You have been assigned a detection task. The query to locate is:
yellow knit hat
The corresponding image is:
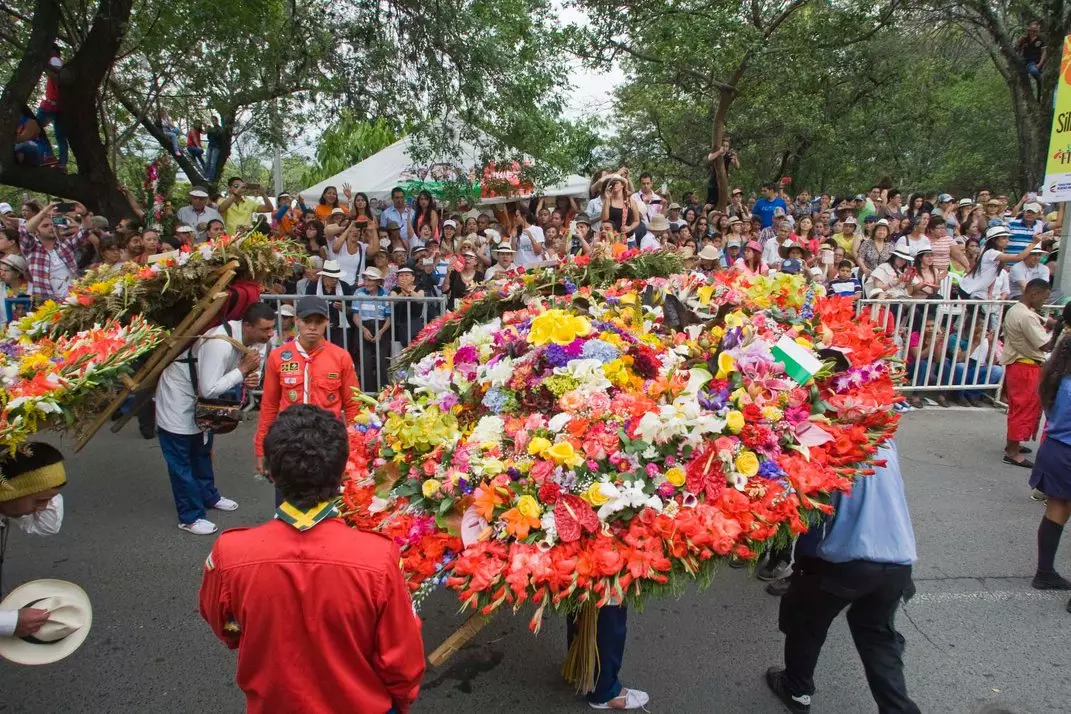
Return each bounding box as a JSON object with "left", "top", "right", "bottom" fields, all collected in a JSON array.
[{"left": 0, "top": 462, "right": 66, "bottom": 502}]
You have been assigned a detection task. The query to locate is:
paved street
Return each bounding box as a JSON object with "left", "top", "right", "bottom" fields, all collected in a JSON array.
[{"left": 1, "top": 409, "right": 1068, "bottom": 713}]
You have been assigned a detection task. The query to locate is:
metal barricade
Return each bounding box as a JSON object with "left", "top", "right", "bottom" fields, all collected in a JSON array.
[
  {"left": 259, "top": 293, "right": 448, "bottom": 394},
  {"left": 856, "top": 297, "right": 1061, "bottom": 404}
]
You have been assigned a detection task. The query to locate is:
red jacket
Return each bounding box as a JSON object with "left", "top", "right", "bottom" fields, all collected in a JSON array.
[
  {"left": 255, "top": 339, "right": 361, "bottom": 457},
  {"left": 199, "top": 519, "right": 425, "bottom": 713}
]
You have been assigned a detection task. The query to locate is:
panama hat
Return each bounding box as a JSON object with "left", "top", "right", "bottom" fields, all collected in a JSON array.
[
  {"left": 0, "top": 579, "right": 92, "bottom": 665},
  {"left": 697, "top": 245, "right": 721, "bottom": 261},
  {"left": 319, "top": 259, "right": 344, "bottom": 279},
  {"left": 647, "top": 214, "right": 671, "bottom": 232},
  {"left": 361, "top": 266, "right": 383, "bottom": 280}
]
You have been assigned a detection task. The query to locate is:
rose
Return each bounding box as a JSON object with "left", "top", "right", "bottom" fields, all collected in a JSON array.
[
  {"left": 665, "top": 467, "right": 686, "bottom": 488},
  {"left": 725, "top": 410, "right": 745, "bottom": 434},
  {"left": 517, "top": 494, "right": 542, "bottom": 519},
  {"left": 546, "top": 441, "right": 583, "bottom": 467},
  {"left": 734, "top": 451, "right": 759, "bottom": 478},
  {"left": 583, "top": 482, "right": 610, "bottom": 507},
  {"left": 422, "top": 479, "right": 442, "bottom": 498},
  {"left": 559, "top": 390, "right": 585, "bottom": 412},
  {"left": 528, "top": 436, "right": 552, "bottom": 456}
]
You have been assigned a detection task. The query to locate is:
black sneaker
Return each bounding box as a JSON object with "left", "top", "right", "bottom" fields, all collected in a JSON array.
[
  {"left": 765, "top": 667, "right": 811, "bottom": 712},
  {"left": 1032, "top": 571, "right": 1071, "bottom": 590},
  {"left": 766, "top": 577, "right": 792, "bottom": 597},
  {"left": 757, "top": 561, "right": 792, "bottom": 582},
  {"left": 139, "top": 422, "right": 156, "bottom": 440}
]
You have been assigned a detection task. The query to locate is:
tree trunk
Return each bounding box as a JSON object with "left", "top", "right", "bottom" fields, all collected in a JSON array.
[{"left": 711, "top": 87, "right": 736, "bottom": 212}]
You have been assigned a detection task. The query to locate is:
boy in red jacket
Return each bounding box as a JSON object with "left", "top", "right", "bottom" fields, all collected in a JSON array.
[{"left": 200, "top": 405, "right": 425, "bottom": 714}]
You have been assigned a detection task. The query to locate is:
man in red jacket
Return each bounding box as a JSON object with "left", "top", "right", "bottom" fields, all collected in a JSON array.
[
  {"left": 255, "top": 296, "right": 361, "bottom": 476},
  {"left": 200, "top": 404, "right": 425, "bottom": 713}
]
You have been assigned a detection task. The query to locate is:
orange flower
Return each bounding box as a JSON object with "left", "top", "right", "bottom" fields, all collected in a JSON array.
[
  {"left": 472, "top": 486, "right": 507, "bottom": 521},
  {"left": 500, "top": 506, "right": 540, "bottom": 539}
]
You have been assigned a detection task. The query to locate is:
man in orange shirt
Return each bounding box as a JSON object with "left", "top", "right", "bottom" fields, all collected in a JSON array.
[
  {"left": 255, "top": 297, "right": 361, "bottom": 483},
  {"left": 202, "top": 404, "right": 425, "bottom": 714}
]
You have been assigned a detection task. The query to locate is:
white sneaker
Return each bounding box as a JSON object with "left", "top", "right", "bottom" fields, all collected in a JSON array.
[
  {"left": 211, "top": 497, "right": 239, "bottom": 512},
  {"left": 178, "top": 519, "right": 218, "bottom": 535},
  {"left": 590, "top": 688, "right": 650, "bottom": 710}
]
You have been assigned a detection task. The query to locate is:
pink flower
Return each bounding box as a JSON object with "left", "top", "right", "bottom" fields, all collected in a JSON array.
[{"left": 530, "top": 459, "right": 555, "bottom": 484}]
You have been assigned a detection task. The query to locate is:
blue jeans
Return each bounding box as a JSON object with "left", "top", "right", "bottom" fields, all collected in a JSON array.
[
  {"left": 946, "top": 360, "right": 1004, "bottom": 400},
  {"left": 188, "top": 145, "right": 207, "bottom": 172},
  {"left": 205, "top": 146, "right": 220, "bottom": 178},
  {"left": 567, "top": 605, "right": 627, "bottom": 704},
  {"left": 1027, "top": 61, "right": 1041, "bottom": 79},
  {"left": 906, "top": 359, "right": 932, "bottom": 387},
  {"left": 35, "top": 107, "right": 67, "bottom": 167},
  {"left": 158, "top": 428, "right": 219, "bottom": 524}
]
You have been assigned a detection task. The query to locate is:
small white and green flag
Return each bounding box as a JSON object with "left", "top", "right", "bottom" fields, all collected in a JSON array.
[{"left": 771, "top": 335, "right": 822, "bottom": 385}]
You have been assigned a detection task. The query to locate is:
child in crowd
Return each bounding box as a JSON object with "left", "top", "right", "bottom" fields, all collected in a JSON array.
[{"left": 828, "top": 260, "right": 862, "bottom": 299}]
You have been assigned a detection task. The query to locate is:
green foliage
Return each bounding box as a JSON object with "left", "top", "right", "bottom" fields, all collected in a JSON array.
[{"left": 299, "top": 114, "right": 400, "bottom": 188}]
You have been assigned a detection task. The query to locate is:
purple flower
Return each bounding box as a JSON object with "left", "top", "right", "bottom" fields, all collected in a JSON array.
[
  {"left": 454, "top": 345, "right": 478, "bottom": 364},
  {"left": 439, "top": 393, "right": 459, "bottom": 411},
  {"left": 507, "top": 467, "right": 522, "bottom": 481},
  {"left": 657, "top": 482, "right": 676, "bottom": 499},
  {"left": 758, "top": 460, "right": 785, "bottom": 480}
]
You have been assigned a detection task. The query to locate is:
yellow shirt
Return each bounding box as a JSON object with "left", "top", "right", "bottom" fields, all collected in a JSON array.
[
  {"left": 222, "top": 197, "right": 260, "bottom": 236},
  {"left": 1001, "top": 302, "right": 1049, "bottom": 365}
]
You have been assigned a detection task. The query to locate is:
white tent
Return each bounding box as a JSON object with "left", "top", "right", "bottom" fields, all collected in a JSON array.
[{"left": 299, "top": 134, "right": 590, "bottom": 206}]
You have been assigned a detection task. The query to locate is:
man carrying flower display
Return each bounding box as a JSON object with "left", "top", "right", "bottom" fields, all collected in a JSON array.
[
  {"left": 766, "top": 441, "right": 920, "bottom": 714},
  {"left": 201, "top": 405, "right": 425, "bottom": 714}
]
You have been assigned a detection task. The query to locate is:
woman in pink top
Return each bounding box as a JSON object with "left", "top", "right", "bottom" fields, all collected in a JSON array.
[{"left": 734, "top": 239, "right": 768, "bottom": 276}]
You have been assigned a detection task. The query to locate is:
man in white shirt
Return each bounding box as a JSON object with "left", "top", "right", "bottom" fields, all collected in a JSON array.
[
  {"left": 378, "top": 186, "right": 414, "bottom": 246},
  {"left": 484, "top": 246, "right": 517, "bottom": 280},
  {"left": 763, "top": 222, "right": 792, "bottom": 268},
  {"left": 1008, "top": 247, "right": 1051, "bottom": 299},
  {"left": 642, "top": 214, "right": 669, "bottom": 250},
  {"left": 176, "top": 186, "right": 222, "bottom": 243},
  {"left": 0, "top": 443, "right": 66, "bottom": 639},
  {"left": 631, "top": 173, "right": 664, "bottom": 223},
  {"left": 155, "top": 303, "right": 276, "bottom": 535}
]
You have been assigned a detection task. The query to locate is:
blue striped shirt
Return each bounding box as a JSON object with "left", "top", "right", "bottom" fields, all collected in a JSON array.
[{"left": 1007, "top": 217, "right": 1043, "bottom": 254}]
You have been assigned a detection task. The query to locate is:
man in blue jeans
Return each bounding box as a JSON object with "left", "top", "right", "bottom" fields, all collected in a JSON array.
[
  {"left": 567, "top": 606, "right": 649, "bottom": 710},
  {"left": 155, "top": 303, "right": 275, "bottom": 535}
]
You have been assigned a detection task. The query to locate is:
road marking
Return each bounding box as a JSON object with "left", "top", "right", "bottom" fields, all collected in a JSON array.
[{"left": 910, "top": 590, "right": 1066, "bottom": 604}]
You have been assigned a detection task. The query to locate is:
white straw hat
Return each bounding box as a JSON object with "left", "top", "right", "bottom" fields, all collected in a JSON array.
[{"left": 0, "top": 579, "right": 92, "bottom": 665}]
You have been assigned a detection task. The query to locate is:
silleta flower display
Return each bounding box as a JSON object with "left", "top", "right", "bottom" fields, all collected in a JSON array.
[{"left": 341, "top": 257, "right": 900, "bottom": 631}]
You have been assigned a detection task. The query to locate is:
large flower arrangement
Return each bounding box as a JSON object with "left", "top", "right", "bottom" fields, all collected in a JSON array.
[
  {"left": 10, "top": 233, "right": 300, "bottom": 339},
  {"left": 0, "top": 315, "right": 166, "bottom": 457},
  {"left": 341, "top": 262, "right": 900, "bottom": 630}
]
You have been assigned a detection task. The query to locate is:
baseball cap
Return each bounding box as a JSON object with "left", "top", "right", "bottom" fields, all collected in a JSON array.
[
  {"left": 330, "top": 207, "right": 345, "bottom": 215},
  {"left": 89, "top": 215, "right": 110, "bottom": 230},
  {"left": 668, "top": 202, "right": 681, "bottom": 210},
  {"left": 279, "top": 304, "right": 296, "bottom": 318},
  {"left": 854, "top": 193, "right": 866, "bottom": 201},
  {"left": 295, "top": 296, "right": 329, "bottom": 319},
  {"left": 843, "top": 215, "right": 858, "bottom": 224},
  {"left": 937, "top": 193, "right": 954, "bottom": 203},
  {"left": 397, "top": 266, "right": 414, "bottom": 274},
  {"left": 0, "top": 202, "right": 13, "bottom": 215},
  {"left": 574, "top": 214, "right": 592, "bottom": 226},
  {"left": 1024, "top": 202, "right": 1043, "bottom": 214},
  {"left": 175, "top": 225, "right": 194, "bottom": 233},
  {"left": 773, "top": 207, "right": 787, "bottom": 217},
  {"left": 443, "top": 219, "right": 457, "bottom": 229},
  {"left": 957, "top": 198, "right": 974, "bottom": 208},
  {"left": 188, "top": 187, "right": 210, "bottom": 198}
]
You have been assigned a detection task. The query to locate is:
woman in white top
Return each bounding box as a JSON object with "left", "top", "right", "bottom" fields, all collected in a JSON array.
[
  {"left": 513, "top": 208, "right": 545, "bottom": 267},
  {"left": 329, "top": 220, "right": 375, "bottom": 285},
  {"left": 894, "top": 214, "right": 932, "bottom": 258},
  {"left": 957, "top": 224, "right": 1040, "bottom": 300},
  {"left": 865, "top": 248, "right": 913, "bottom": 299}
]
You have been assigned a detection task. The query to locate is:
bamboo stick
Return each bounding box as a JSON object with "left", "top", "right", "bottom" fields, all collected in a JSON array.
[
  {"left": 427, "top": 613, "right": 493, "bottom": 667},
  {"left": 76, "top": 261, "right": 240, "bottom": 451}
]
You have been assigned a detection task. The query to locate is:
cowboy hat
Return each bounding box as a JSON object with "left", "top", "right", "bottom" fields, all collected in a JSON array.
[
  {"left": 320, "top": 259, "right": 344, "bottom": 279},
  {"left": 778, "top": 239, "right": 811, "bottom": 260},
  {"left": 648, "top": 214, "right": 671, "bottom": 232},
  {"left": 0, "top": 579, "right": 92, "bottom": 665}
]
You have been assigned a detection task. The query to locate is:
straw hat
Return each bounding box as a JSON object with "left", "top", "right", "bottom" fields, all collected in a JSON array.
[
  {"left": 0, "top": 580, "right": 92, "bottom": 665},
  {"left": 698, "top": 245, "right": 721, "bottom": 261},
  {"left": 778, "top": 239, "right": 811, "bottom": 260},
  {"left": 320, "top": 259, "right": 344, "bottom": 279},
  {"left": 648, "top": 214, "right": 671, "bottom": 232}
]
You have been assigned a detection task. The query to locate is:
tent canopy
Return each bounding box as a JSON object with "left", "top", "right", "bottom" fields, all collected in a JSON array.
[{"left": 299, "top": 134, "right": 589, "bottom": 207}]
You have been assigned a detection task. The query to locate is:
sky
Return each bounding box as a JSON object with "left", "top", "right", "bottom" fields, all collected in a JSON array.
[{"left": 556, "top": 2, "right": 626, "bottom": 121}]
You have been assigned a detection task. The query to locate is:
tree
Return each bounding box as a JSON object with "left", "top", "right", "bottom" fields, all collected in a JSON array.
[
  {"left": 0, "top": 0, "right": 589, "bottom": 217},
  {"left": 299, "top": 115, "right": 401, "bottom": 189},
  {"left": 936, "top": 1, "right": 1070, "bottom": 191}
]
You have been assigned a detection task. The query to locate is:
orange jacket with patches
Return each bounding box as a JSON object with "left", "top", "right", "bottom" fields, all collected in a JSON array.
[{"left": 254, "top": 339, "right": 360, "bottom": 457}]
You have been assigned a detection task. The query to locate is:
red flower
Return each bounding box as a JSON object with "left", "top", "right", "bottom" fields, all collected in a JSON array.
[
  {"left": 554, "top": 494, "right": 599, "bottom": 543},
  {"left": 538, "top": 482, "right": 561, "bottom": 504}
]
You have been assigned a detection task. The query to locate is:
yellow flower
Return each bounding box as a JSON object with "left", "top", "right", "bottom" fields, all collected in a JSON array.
[
  {"left": 583, "top": 482, "right": 610, "bottom": 507},
  {"left": 665, "top": 467, "right": 686, "bottom": 487},
  {"left": 794, "top": 336, "right": 813, "bottom": 349},
  {"left": 599, "top": 331, "right": 625, "bottom": 348},
  {"left": 716, "top": 351, "right": 736, "bottom": 380},
  {"left": 696, "top": 284, "right": 715, "bottom": 305},
  {"left": 762, "top": 406, "right": 784, "bottom": 422},
  {"left": 517, "top": 494, "right": 542, "bottom": 519},
  {"left": 725, "top": 410, "right": 745, "bottom": 434},
  {"left": 422, "top": 479, "right": 441, "bottom": 498},
  {"left": 528, "top": 309, "right": 592, "bottom": 346},
  {"left": 481, "top": 458, "right": 506, "bottom": 476},
  {"left": 735, "top": 451, "right": 759, "bottom": 478},
  {"left": 603, "top": 357, "right": 634, "bottom": 388},
  {"left": 546, "top": 441, "right": 582, "bottom": 467},
  {"left": 724, "top": 311, "right": 745, "bottom": 329},
  {"left": 528, "top": 436, "right": 552, "bottom": 456}
]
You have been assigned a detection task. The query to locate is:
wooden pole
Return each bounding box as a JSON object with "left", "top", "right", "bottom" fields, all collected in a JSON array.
[
  {"left": 75, "top": 261, "right": 240, "bottom": 451},
  {"left": 427, "top": 613, "right": 493, "bottom": 667}
]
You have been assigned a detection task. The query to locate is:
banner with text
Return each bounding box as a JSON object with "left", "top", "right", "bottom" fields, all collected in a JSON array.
[{"left": 1043, "top": 36, "right": 1071, "bottom": 201}]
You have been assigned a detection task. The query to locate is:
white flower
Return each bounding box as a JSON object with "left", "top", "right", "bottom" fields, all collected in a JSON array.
[
  {"left": 732, "top": 472, "right": 748, "bottom": 490},
  {"left": 198, "top": 244, "right": 213, "bottom": 259},
  {"left": 478, "top": 356, "right": 514, "bottom": 388},
  {"left": 459, "top": 318, "right": 502, "bottom": 350},
  {"left": 468, "top": 415, "right": 505, "bottom": 447},
  {"left": 595, "top": 481, "right": 663, "bottom": 520},
  {"left": 369, "top": 496, "right": 391, "bottom": 513},
  {"left": 64, "top": 293, "right": 79, "bottom": 305},
  {"left": 177, "top": 251, "right": 192, "bottom": 266},
  {"left": 556, "top": 358, "right": 611, "bottom": 395},
  {"left": 547, "top": 412, "right": 572, "bottom": 433},
  {"left": 111, "top": 281, "right": 125, "bottom": 296},
  {"left": 663, "top": 500, "right": 680, "bottom": 517},
  {"left": 641, "top": 445, "right": 659, "bottom": 460},
  {"left": 407, "top": 354, "right": 452, "bottom": 396},
  {"left": 540, "top": 511, "right": 557, "bottom": 543}
]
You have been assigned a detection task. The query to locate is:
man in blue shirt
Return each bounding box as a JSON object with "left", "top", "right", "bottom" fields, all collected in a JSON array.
[
  {"left": 1007, "top": 202, "right": 1046, "bottom": 255},
  {"left": 378, "top": 186, "right": 415, "bottom": 247},
  {"left": 753, "top": 183, "right": 789, "bottom": 228},
  {"left": 765, "top": 441, "right": 921, "bottom": 714}
]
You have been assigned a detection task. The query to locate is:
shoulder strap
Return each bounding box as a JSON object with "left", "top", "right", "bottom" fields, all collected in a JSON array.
[{"left": 185, "top": 323, "right": 248, "bottom": 397}]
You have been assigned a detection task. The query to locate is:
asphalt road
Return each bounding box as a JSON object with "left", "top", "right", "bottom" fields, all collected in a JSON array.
[{"left": 1, "top": 410, "right": 1068, "bottom": 714}]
